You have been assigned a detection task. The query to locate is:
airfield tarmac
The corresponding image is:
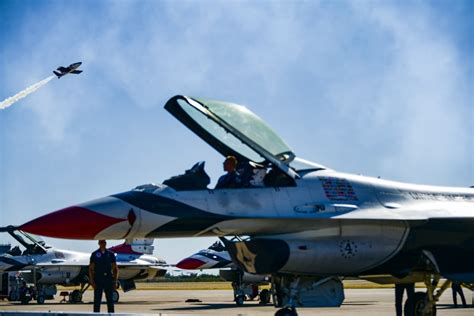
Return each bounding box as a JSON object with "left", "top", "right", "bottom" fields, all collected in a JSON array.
[{"left": 0, "top": 288, "right": 473, "bottom": 315}]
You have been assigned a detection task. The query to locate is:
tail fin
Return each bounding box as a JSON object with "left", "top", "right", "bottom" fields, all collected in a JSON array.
[
  {"left": 109, "top": 238, "right": 155, "bottom": 255},
  {"left": 53, "top": 71, "right": 62, "bottom": 78}
]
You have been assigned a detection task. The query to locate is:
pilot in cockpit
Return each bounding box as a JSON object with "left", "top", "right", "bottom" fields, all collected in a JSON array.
[
  {"left": 215, "top": 156, "right": 241, "bottom": 189},
  {"left": 237, "top": 161, "right": 266, "bottom": 188}
]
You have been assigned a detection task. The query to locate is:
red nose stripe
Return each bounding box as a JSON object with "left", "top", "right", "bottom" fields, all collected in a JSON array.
[
  {"left": 20, "top": 206, "right": 126, "bottom": 239},
  {"left": 176, "top": 258, "right": 206, "bottom": 270}
]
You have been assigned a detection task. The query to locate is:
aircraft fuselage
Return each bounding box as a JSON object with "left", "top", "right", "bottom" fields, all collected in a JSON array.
[{"left": 20, "top": 170, "right": 474, "bottom": 279}]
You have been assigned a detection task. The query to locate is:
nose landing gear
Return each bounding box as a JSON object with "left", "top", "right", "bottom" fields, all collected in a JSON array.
[{"left": 404, "top": 274, "right": 451, "bottom": 316}]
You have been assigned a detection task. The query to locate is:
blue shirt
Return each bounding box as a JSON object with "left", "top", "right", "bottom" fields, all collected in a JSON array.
[
  {"left": 215, "top": 171, "right": 241, "bottom": 189},
  {"left": 90, "top": 249, "right": 116, "bottom": 281}
]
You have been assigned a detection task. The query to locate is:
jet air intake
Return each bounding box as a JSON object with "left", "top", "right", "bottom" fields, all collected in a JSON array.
[
  {"left": 221, "top": 238, "right": 290, "bottom": 274},
  {"left": 224, "top": 223, "right": 409, "bottom": 276}
]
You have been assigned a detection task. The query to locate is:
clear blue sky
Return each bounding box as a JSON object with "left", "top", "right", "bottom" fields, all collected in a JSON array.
[{"left": 1, "top": 0, "right": 473, "bottom": 265}]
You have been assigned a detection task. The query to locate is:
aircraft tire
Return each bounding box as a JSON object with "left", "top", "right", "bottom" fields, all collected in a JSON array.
[
  {"left": 71, "top": 290, "right": 82, "bottom": 303},
  {"left": 235, "top": 294, "right": 245, "bottom": 306},
  {"left": 112, "top": 290, "right": 120, "bottom": 303},
  {"left": 37, "top": 295, "right": 45, "bottom": 304},
  {"left": 259, "top": 289, "right": 270, "bottom": 305},
  {"left": 274, "top": 307, "right": 297, "bottom": 316},
  {"left": 404, "top": 292, "right": 437, "bottom": 316}
]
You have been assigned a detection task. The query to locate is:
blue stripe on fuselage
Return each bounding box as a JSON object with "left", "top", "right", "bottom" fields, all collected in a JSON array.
[
  {"left": 112, "top": 191, "right": 228, "bottom": 218},
  {"left": 112, "top": 190, "right": 232, "bottom": 237}
]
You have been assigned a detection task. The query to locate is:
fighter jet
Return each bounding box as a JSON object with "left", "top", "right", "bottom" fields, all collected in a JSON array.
[
  {"left": 53, "top": 62, "right": 82, "bottom": 78},
  {"left": 176, "top": 241, "right": 233, "bottom": 270},
  {"left": 0, "top": 226, "right": 166, "bottom": 304},
  {"left": 18, "top": 95, "right": 474, "bottom": 316},
  {"left": 176, "top": 240, "right": 273, "bottom": 306}
]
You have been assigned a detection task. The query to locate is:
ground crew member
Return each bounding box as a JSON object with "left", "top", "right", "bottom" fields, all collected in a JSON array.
[{"left": 89, "top": 239, "right": 119, "bottom": 313}]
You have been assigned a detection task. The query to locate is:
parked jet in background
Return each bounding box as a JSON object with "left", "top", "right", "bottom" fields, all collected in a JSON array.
[
  {"left": 177, "top": 240, "right": 273, "bottom": 306},
  {"left": 53, "top": 62, "right": 82, "bottom": 78},
  {"left": 176, "top": 241, "right": 232, "bottom": 270},
  {"left": 0, "top": 226, "right": 166, "bottom": 304},
  {"left": 18, "top": 95, "right": 474, "bottom": 316}
]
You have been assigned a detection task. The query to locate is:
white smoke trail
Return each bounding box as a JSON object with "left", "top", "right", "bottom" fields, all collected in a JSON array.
[{"left": 0, "top": 76, "right": 55, "bottom": 110}]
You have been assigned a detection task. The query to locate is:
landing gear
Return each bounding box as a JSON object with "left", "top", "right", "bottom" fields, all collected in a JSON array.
[
  {"left": 70, "top": 289, "right": 82, "bottom": 303},
  {"left": 36, "top": 295, "right": 45, "bottom": 304},
  {"left": 405, "top": 292, "right": 437, "bottom": 316},
  {"left": 232, "top": 274, "right": 246, "bottom": 306},
  {"left": 272, "top": 275, "right": 300, "bottom": 316},
  {"left": 271, "top": 274, "right": 344, "bottom": 315},
  {"left": 235, "top": 294, "right": 245, "bottom": 306},
  {"left": 259, "top": 289, "right": 271, "bottom": 305},
  {"left": 229, "top": 270, "right": 270, "bottom": 306},
  {"left": 69, "top": 282, "right": 89, "bottom": 303},
  {"left": 403, "top": 274, "right": 450, "bottom": 316},
  {"left": 272, "top": 279, "right": 283, "bottom": 307}
]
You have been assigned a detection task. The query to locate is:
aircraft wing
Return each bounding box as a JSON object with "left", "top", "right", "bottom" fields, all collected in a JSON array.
[
  {"left": 116, "top": 261, "right": 167, "bottom": 269},
  {"left": 0, "top": 253, "right": 81, "bottom": 272},
  {"left": 2, "top": 260, "right": 166, "bottom": 281},
  {"left": 16, "top": 260, "right": 168, "bottom": 272},
  {"left": 70, "top": 70, "right": 82, "bottom": 74},
  {"left": 116, "top": 262, "right": 168, "bottom": 278}
]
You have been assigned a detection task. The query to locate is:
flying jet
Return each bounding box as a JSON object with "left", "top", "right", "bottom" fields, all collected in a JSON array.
[
  {"left": 0, "top": 226, "right": 166, "bottom": 304},
  {"left": 18, "top": 95, "right": 474, "bottom": 316},
  {"left": 52, "top": 62, "right": 82, "bottom": 78}
]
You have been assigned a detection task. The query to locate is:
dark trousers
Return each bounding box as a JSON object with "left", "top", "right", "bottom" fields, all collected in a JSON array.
[
  {"left": 395, "top": 283, "right": 415, "bottom": 316},
  {"left": 93, "top": 279, "right": 114, "bottom": 313},
  {"left": 451, "top": 283, "right": 467, "bottom": 307}
]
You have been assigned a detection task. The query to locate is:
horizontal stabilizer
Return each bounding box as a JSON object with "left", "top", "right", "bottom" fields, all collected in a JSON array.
[{"left": 109, "top": 238, "right": 154, "bottom": 255}]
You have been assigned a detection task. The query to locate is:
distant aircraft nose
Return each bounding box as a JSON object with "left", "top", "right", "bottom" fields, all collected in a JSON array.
[
  {"left": 176, "top": 257, "right": 207, "bottom": 270},
  {"left": 20, "top": 196, "right": 139, "bottom": 240}
]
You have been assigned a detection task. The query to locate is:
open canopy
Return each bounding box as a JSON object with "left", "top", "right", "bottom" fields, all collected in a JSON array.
[{"left": 164, "top": 95, "right": 300, "bottom": 178}]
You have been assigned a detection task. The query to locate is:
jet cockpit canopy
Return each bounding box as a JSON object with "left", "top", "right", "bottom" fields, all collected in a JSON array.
[
  {"left": 1, "top": 227, "right": 50, "bottom": 255},
  {"left": 165, "top": 96, "right": 306, "bottom": 178}
]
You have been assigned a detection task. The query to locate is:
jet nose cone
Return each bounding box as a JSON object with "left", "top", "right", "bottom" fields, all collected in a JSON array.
[
  {"left": 176, "top": 258, "right": 206, "bottom": 270},
  {"left": 20, "top": 205, "right": 128, "bottom": 239}
]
